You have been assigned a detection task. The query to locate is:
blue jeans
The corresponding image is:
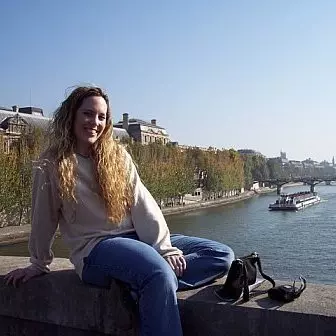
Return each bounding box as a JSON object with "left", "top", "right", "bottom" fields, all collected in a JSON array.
[{"left": 82, "top": 233, "right": 234, "bottom": 336}]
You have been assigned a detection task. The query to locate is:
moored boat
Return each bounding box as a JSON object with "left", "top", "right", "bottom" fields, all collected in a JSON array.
[{"left": 269, "top": 191, "right": 320, "bottom": 211}]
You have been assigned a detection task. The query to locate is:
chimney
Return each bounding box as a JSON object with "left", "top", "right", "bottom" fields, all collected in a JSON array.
[
  {"left": 12, "top": 105, "right": 19, "bottom": 112},
  {"left": 151, "top": 119, "right": 156, "bottom": 126},
  {"left": 122, "top": 113, "right": 129, "bottom": 130}
]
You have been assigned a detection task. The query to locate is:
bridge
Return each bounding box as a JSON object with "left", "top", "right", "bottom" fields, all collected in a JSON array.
[{"left": 260, "top": 176, "right": 336, "bottom": 194}]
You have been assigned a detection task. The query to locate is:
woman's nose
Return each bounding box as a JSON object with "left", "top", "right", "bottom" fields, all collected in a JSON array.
[
  {"left": 88, "top": 115, "right": 99, "bottom": 126},
  {"left": 94, "top": 116, "right": 100, "bottom": 125}
]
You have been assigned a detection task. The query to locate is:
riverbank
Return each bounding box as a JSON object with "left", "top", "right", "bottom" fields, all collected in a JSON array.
[
  {"left": 0, "top": 188, "right": 275, "bottom": 246},
  {"left": 0, "top": 225, "right": 33, "bottom": 247},
  {"left": 162, "top": 189, "right": 270, "bottom": 216}
]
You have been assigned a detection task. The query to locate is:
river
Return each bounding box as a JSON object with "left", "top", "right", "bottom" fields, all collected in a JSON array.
[{"left": 1, "top": 185, "right": 335, "bottom": 285}]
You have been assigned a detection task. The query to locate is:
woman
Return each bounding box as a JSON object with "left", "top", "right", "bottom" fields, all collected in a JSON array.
[{"left": 4, "top": 86, "right": 234, "bottom": 336}]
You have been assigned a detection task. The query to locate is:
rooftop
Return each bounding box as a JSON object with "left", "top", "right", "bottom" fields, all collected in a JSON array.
[
  {"left": 114, "top": 118, "right": 165, "bottom": 130},
  {"left": 113, "top": 127, "right": 129, "bottom": 139},
  {"left": 0, "top": 109, "right": 51, "bottom": 130}
]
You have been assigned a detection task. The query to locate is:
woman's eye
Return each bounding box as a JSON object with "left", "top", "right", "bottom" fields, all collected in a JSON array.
[{"left": 99, "top": 115, "right": 106, "bottom": 121}]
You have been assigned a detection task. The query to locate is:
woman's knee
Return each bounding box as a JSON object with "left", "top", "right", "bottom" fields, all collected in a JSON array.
[
  {"left": 205, "top": 243, "right": 235, "bottom": 271},
  {"left": 202, "top": 240, "right": 235, "bottom": 264}
]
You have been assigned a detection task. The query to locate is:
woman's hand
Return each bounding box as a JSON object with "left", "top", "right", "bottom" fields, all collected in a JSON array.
[
  {"left": 4, "top": 266, "right": 44, "bottom": 287},
  {"left": 165, "top": 255, "right": 187, "bottom": 277}
]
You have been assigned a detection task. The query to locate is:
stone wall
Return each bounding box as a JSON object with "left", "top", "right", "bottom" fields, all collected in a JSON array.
[{"left": 0, "top": 256, "right": 335, "bottom": 336}]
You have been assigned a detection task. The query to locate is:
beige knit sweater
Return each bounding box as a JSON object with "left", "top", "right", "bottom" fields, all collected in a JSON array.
[{"left": 28, "top": 150, "right": 182, "bottom": 279}]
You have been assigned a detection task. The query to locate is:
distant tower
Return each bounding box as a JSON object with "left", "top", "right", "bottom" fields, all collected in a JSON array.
[
  {"left": 280, "top": 151, "right": 287, "bottom": 160},
  {"left": 333, "top": 156, "right": 335, "bottom": 167}
]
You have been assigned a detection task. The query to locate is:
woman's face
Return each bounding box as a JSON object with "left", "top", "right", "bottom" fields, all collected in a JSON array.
[{"left": 73, "top": 96, "right": 108, "bottom": 154}]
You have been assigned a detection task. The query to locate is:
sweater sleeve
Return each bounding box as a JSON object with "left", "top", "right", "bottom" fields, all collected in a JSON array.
[
  {"left": 28, "top": 156, "right": 61, "bottom": 273},
  {"left": 126, "top": 151, "right": 183, "bottom": 257}
]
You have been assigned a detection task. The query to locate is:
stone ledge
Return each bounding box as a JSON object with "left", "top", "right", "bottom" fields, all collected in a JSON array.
[
  {"left": 0, "top": 257, "right": 138, "bottom": 336},
  {"left": 179, "top": 280, "right": 336, "bottom": 336},
  {"left": 1, "top": 256, "right": 335, "bottom": 336}
]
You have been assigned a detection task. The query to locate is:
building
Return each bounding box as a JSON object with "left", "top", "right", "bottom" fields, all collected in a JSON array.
[
  {"left": 171, "top": 142, "right": 217, "bottom": 152},
  {"left": 113, "top": 113, "right": 169, "bottom": 145},
  {"left": 280, "top": 151, "right": 287, "bottom": 160},
  {"left": 320, "top": 160, "right": 332, "bottom": 167},
  {"left": 279, "top": 151, "right": 289, "bottom": 165},
  {"left": 288, "top": 160, "right": 303, "bottom": 168},
  {"left": 0, "top": 106, "right": 51, "bottom": 152},
  {"left": 0, "top": 105, "right": 51, "bottom": 131},
  {"left": 301, "top": 158, "right": 317, "bottom": 168}
]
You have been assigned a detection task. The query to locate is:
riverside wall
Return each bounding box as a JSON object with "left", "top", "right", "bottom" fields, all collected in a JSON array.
[{"left": 0, "top": 256, "right": 335, "bottom": 336}]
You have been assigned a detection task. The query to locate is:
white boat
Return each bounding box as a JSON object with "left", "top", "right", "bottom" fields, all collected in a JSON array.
[{"left": 269, "top": 191, "right": 320, "bottom": 211}]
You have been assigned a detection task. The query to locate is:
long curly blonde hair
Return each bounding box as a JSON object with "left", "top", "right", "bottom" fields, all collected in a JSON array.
[{"left": 47, "top": 86, "right": 134, "bottom": 224}]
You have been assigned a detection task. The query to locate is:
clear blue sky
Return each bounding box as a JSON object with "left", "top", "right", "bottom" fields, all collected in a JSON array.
[{"left": 1, "top": 0, "right": 336, "bottom": 162}]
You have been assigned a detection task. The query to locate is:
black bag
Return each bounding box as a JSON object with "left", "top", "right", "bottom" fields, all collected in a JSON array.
[
  {"left": 268, "top": 276, "right": 307, "bottom": 302},
  {"left": 215, "top": 252, "right": 275, "bottom": 302}
]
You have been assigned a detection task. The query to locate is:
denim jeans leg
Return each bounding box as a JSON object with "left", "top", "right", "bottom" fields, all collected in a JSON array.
[
  {"left": 170, "top": 234, "right": 235, "bottom": 290},
  {"left": 82, "top": 235, "right": 182, "bottom": 336}
]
